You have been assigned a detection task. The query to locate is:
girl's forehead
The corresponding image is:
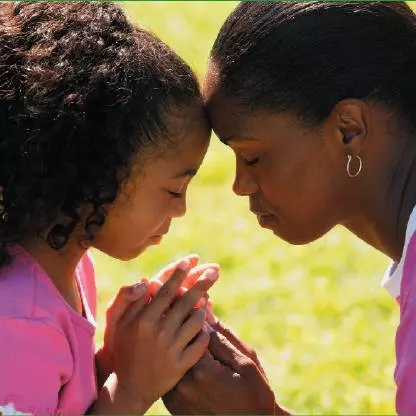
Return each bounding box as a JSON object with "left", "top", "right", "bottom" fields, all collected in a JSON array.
[{"left": 140, "top": 111, "right": 210, "bottom": 175}]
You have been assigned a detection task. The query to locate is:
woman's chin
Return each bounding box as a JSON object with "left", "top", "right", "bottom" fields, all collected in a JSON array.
[{"left": 270, "top": 226, "right": 327, "bottom": 246}]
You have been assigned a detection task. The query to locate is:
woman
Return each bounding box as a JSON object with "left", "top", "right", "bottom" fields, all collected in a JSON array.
[{"left": 163, "top": 2, "right": 416, "bottom": 414}]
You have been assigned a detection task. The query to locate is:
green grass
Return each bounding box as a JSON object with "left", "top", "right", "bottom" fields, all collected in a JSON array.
[{"left": 92, "top": 2, "right": 400, "bottom": 414}]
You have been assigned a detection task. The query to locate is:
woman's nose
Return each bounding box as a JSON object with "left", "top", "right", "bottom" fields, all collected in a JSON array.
[{"left": 232, "top": 165, "right": 258, "bottom": 196}]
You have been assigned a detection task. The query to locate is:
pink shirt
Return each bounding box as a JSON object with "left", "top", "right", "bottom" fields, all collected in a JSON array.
[
  {"left": 382, "top": 206, "right": 416, "bottom": 414},
  {"left": 0, "top": 245, "right": 98, "bottom": 415}
]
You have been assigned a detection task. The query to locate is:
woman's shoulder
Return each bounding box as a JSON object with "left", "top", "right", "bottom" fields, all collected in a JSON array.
[{"left": 401, "top": 231, "right": 416, "bottom": 308}]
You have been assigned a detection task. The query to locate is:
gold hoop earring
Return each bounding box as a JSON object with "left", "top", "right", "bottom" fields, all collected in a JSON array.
[{"left": 346, "top": 154, "right": 362, "bottom": 178}]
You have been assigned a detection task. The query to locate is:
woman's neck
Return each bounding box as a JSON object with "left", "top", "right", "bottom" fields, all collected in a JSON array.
[{"left": 344, "top": 144, "right": 416, "bottom": 262}]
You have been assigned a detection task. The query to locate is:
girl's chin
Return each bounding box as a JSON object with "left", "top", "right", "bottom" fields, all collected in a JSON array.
[
  {"left": 147, "top": 235, "right": 163, "bottom": 245},
  {"left": 119, "top": 235, "right": 164, "bottom": 260}
]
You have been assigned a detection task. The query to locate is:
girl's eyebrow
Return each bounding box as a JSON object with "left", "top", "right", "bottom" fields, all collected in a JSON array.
[
  {"left": 219, "top": 135, "right": 258, "bottom": 145},
  {"left": 172, "top": 168, "right": 198, "bottom": 179}
]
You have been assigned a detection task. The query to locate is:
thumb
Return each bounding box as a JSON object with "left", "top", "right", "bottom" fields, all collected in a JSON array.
[
  {"left": 208, "top": 330, "right": 253, "bottom": 373},
  {"left": 211, "top": 321, "right": 268, "bottom": 379},
  {"left": 106, "top": 281, "right": 149, "bottom": 327},
  {"left": 212, "top": 321, "right": 255, "bottom": 360},
  {"left": 119, "top": 282, "right": 150, "bottom": 326}
]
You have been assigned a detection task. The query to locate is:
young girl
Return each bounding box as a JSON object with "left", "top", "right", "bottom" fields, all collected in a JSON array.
[{"left": 0, "top": 2, "right": 217, "bottom": 415}]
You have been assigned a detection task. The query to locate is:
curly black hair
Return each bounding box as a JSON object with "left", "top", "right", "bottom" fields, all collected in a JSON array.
[{"left": 0, "top": 2, "right": 202, "bottom": 266}]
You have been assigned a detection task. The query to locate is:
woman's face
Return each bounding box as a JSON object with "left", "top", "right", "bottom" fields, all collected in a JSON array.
[
  {"left": 204, "top": 73, "right": 353, "bottom": 245},
  {"left": 92, "top": 103, "right": 210, "bottom": 260}
]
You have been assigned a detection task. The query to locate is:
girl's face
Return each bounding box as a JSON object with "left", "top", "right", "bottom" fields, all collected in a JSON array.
[
  {"left": 204, "top": 78, "right": 353, "bottom": 245},
  {"left": 93, "top": 104, "right": 210, "bottom": 260}
]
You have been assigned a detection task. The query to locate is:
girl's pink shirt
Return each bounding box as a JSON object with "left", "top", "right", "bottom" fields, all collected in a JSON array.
[{"left": 0, "top": 245, "right": 97, "bottom": 415}]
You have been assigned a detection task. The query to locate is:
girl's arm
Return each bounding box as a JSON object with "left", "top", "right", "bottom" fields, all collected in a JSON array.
[
  {"left": 95, "top": 348, "right": 112, "bottom": 390},
  {"left": 89, "top": 373, "right": 149, "bottom": 415},
  {"left": 0, "top": 319, "right": 72, "bottom": 415}
]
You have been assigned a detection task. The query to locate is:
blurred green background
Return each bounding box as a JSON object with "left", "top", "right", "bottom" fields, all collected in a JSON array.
[{"left": 91, "top": 2, "right": 410, "bottom": 414}]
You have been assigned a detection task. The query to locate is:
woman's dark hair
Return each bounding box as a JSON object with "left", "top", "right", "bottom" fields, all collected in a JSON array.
[
  {"left": 0, "top": 2, "right": 202, "bottom": 266},
  {"left": 211, "top": 2, "right": 416, "bottom": 128}
]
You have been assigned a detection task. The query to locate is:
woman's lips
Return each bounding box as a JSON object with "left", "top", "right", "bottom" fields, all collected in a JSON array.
[{"left": 256, "top": 214, "right": 275, "bottom": 228}]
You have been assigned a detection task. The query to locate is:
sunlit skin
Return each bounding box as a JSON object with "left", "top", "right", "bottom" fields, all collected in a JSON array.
[{"left": 203, "top": 62, "right": 416, "bottom": 262}]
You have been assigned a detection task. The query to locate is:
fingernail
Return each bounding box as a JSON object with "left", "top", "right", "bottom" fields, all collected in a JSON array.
[
  {"left": 178, "top": 259, "right": 190, "bottom": 271},
  {"left": 149, "top": 280, "right": 161, "bottom": 296},
  {"left": 132, "top": 282, "right": 147, "bottom": 295},
  {"left": 203, "top": 322, "right": 215, "bottom": 334},
  {"left": 204, "top": 268, "right": 218, "bottom": 282},
  {"left": 197, "top": 297, "right": 207, "bottom": 308}
]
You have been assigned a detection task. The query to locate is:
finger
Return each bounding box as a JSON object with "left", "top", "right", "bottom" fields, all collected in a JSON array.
[
  {"left": 181, "top": 263, "right": 220, "bottom": 289},
  {"left": 205, "top": 302, "right": 217, "bottom": 325},
  {"left": 155, "top": 254, "right": 200, "bottom": 283},
  {"left": 151, "top": 261, "right": 219, "bottom": 298},
  {"left": 141, "top": 259, "right": 191, "bottom": 321},
  {"left": 106, "top": 281, "right": 149, "bottom": 326},
  {"left": 175, "top": 307, "right": 206, "bottom": 351},
  {"left": 149, "top": 280, "right": 188, "bottom": 298},
  {"left": 162, "top": 371, "right": 202, "bottom": 414},
  {"left": 179, "top": 328, "right": 210, "bottom": 369},
  {"left": 211, "top": 321, "right": 254, "bottom": 360},
  {"left": 211, "top": 322, "right": 268, "bottom": 379},
  {"left": 149, "top": 279, "right": 162, "bottom": 297},
  {"left": 120, "top": 284, "right": 151, "bottom": 326},
  {"left": 164, "top": 268, "right": 219, "bottom": 334},
  {"left": 208, "top": 330, "right": 253, "bottom": 373},
  {"left": 187, "top": 348, "right": 229, "bottom": 382}
]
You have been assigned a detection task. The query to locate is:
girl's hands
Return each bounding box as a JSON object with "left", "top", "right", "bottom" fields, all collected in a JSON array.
[
  {"left": 112, "top": 259, "right": 219, "bottom": 413},
  {"left": 97, "top": 282, "right": 154, "bottom": 385},
  {"left": 99, "top": 254, "right": 219, "bottom": 379}
]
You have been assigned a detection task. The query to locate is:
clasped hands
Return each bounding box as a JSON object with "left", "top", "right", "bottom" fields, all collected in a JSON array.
[{"left": 99, "top": 254, "right": 289, "bottom": 415}]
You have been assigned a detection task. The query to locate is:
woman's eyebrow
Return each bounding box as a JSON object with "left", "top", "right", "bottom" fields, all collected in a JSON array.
[{"left": 171, "top": 168, "right": 198, "bottom": 179}]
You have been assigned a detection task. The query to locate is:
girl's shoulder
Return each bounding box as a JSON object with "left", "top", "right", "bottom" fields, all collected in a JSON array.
[
  {"left": 0, "top": 247, "right": 39, "bottom": 320},
  {"left": 0, "top": 246, "right": 73, "bottom": 329}
]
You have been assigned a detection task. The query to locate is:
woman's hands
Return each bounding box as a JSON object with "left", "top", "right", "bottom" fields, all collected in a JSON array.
[{"left": 162, "top": 326, "right": 291, "bottom": 415}]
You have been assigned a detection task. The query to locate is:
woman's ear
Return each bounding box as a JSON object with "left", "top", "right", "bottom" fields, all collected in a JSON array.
[{"left": 331, "top": 99, "right": 369, "bottom": 155}]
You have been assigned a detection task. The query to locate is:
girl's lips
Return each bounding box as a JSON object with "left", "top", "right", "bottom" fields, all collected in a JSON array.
[{"left": 148, "top": 235, "right": 163, "bottom": 244}]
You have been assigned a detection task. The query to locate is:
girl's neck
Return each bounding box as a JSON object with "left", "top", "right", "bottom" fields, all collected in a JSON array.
[{"left": 20, "top": 236, "right": 87, "bottom": 313}]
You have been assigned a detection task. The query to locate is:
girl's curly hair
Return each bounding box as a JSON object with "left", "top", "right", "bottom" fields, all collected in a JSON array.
[{"left": 0, "top": 2, "right": 202, "bottom": 266}]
